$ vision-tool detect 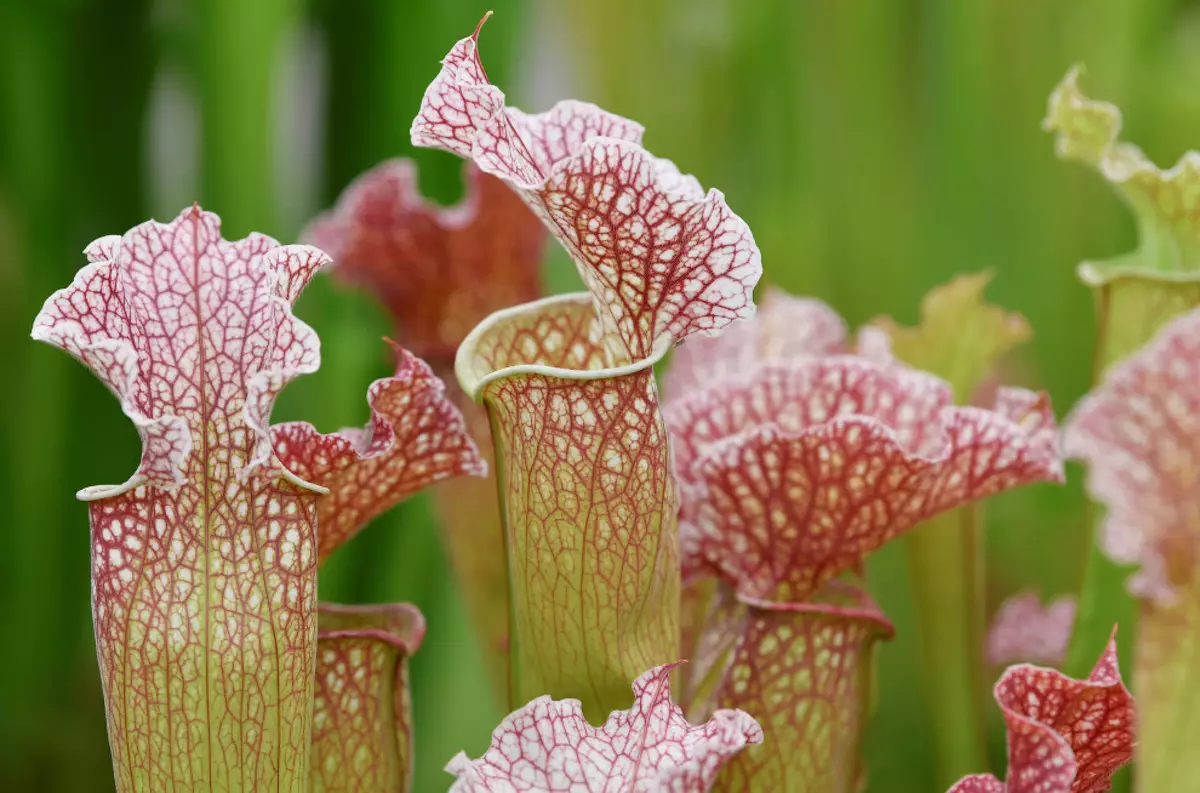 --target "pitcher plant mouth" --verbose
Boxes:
[316,602,427,652]
[452,291,681,718]
[455,292,673,402]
